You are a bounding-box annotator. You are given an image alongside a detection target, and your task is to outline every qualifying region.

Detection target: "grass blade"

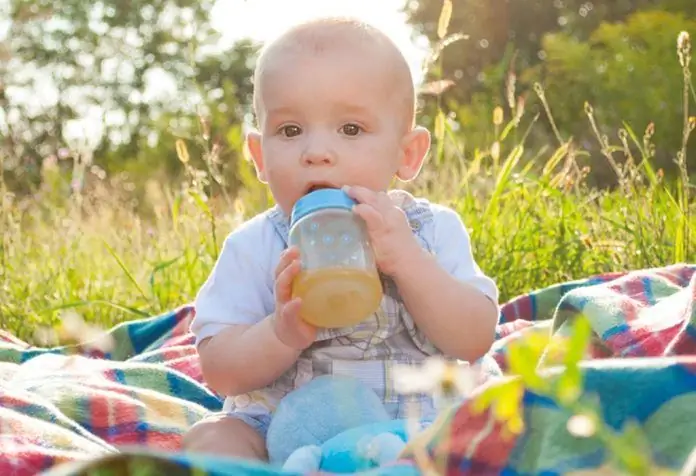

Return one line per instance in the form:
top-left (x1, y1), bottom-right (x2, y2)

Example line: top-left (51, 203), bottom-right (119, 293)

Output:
top-left (484, 144), bottom-right (524, 221)
top-left (148, 254), bottom-right (184, 293)
top-left (102, 240), bottom-right (150, 302)
top-left (39, 299), bottom-right (150, 318)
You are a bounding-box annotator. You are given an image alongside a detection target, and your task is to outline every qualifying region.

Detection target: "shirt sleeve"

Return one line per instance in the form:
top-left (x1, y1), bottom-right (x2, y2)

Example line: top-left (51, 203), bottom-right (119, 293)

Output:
top-left (190, 217), bottom-right (276, 346)
top-left (431, 205), bottom-right (500, 308)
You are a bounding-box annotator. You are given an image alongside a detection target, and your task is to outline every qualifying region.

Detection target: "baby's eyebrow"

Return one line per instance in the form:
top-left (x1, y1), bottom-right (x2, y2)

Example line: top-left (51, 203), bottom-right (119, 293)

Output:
top-left (331, 102), bottom-right (378, 121)
top-left (265, 106), bottom-right (297, 117)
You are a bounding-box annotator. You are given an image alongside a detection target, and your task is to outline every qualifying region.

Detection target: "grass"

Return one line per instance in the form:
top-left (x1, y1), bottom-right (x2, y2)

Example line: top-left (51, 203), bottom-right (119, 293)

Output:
top-left (1, 8), bottom-right (695, 475)
top-left (0, 9), bottom-right (695, 476)
top-left (0, 15), bottom-right (695, 346)
top-left (1, 79), bottom-right (694, 345)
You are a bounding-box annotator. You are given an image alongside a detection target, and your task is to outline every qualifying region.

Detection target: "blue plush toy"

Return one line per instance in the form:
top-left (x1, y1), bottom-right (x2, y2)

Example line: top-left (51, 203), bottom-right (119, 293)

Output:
top-left (266, 375), bottom-right (431, 473)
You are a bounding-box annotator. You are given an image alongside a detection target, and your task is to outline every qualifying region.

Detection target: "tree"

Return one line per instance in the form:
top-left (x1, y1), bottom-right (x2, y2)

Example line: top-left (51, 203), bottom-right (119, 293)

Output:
top-left (405, 0), bottom-right (695, 105)
top-left (1, 0), bottom-right (256, 193)
top-left (523, 9), bottom-right (696, 181)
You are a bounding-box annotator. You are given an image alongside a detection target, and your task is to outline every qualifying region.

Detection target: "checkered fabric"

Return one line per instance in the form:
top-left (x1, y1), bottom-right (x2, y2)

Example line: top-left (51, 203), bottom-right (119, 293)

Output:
top-left (253, 191), bottom-right (452, 418)
top-left (2, 263), bottom-right (696, 475)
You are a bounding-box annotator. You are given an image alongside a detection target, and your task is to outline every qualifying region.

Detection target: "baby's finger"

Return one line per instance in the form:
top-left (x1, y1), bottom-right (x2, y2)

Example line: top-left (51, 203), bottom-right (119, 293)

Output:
top-left (278, 297), bottom-right (317, 349)
top-left (281, 299), bottom-right (317, 337)
top-left (281, 297), bottom-right (302, 322)
top-left (275, 258), bottom-right (302, 303)
top-left (275, 246), bottom-right (300, 279)
top-left (373, 190), bottom-right (397, 213)
top-left (346, 186), bottom-right (399, 220)
top-left (353, 203), bottom-right (385, 233)
top-left (343, 185), bottom-right (379, 207)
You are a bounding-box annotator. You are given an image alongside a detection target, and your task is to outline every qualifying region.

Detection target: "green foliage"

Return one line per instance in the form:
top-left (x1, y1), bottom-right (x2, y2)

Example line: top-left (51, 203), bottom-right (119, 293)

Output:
top-left (1, 3), bottom-right (695, 473)
top-left (474, 315), bottom-right (663, 474)
top-left (1, 0), bottom-right (256, 195)
top-left (525, 10), bottom-right (696, 178)
top-left (406, 0), bottom-right (695, 103)
top-left (1, 4), bottom-right (695, 472)
top-left (2, 57), bottom-right (695, 342)
top-left (409, 1), bottom-right (696, 187)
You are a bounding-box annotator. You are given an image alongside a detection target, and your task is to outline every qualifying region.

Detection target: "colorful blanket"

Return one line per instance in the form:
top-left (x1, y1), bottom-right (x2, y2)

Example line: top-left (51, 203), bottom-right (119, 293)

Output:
top-left (2, 263), bottom-right (696, 475)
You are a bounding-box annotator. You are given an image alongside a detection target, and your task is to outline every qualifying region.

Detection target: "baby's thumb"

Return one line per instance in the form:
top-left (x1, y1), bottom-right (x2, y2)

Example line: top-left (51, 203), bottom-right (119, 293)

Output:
top-left (283, 299), bottom-right (317, 334)
top-left (280, 297), bottom-right (302, 323)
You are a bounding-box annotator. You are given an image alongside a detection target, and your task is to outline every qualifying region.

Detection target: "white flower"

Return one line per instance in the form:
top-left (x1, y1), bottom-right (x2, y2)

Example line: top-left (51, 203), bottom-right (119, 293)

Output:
top-left (567, 414), bottom-right (596, 438)
top-left (393, 357), bottom-right (479, 410)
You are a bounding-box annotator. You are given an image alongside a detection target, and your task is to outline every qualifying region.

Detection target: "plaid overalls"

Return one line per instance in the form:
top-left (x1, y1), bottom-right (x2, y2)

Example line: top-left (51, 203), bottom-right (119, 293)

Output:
top-left (223, 190), bottom-right (488, 423)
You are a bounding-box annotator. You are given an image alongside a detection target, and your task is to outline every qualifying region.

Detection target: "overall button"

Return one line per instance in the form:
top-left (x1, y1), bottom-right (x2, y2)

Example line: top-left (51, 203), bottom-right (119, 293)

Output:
top-left (234, 394), bottom-right (251, 408)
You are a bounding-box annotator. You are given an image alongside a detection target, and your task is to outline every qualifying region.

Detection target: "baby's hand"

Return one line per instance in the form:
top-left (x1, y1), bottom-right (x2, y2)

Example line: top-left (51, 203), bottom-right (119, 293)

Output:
top-left (272, 246), bottom-right (317, 350)
top-left (344, 186), bottom-right (422, 277)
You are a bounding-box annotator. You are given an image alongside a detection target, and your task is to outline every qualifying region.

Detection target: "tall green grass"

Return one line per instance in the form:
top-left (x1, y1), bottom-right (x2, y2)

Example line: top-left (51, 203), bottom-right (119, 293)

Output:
top-left (1, 87), bottom-right (693, 344)
top-left (1, 16), bottom-right (694, 345)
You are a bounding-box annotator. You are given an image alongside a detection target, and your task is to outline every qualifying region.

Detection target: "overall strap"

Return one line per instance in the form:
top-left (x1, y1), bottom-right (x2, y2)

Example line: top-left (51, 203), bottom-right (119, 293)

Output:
top-left (266, 205), bottom-right (291, 247)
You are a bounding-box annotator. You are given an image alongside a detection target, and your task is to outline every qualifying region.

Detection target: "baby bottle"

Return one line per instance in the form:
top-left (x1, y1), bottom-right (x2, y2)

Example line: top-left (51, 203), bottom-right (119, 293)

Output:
top-left (288, 188), bottom-right (383, 328)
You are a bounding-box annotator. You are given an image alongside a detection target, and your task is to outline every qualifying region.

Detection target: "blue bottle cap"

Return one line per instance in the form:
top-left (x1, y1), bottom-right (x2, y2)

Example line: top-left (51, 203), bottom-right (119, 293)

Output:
top-left (290, 188), bottom-right (356, 226)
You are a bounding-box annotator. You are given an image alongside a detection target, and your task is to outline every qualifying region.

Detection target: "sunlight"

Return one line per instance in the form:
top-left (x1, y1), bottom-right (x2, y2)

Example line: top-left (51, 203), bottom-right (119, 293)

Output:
top-left (210, 0), bottom-right (430, 84)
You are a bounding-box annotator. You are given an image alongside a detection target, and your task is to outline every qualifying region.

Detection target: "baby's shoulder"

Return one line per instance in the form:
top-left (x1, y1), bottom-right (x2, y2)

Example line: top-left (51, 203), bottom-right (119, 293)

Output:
top-left (218, 208), bottom-right (285, 273)
top-left (224, 209), bottom-right (278, 244)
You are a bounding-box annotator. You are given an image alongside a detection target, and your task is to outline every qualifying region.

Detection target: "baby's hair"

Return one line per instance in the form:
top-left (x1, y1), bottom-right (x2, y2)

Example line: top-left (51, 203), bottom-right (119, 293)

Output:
top-left (251, 17), bottom-right (417, 130)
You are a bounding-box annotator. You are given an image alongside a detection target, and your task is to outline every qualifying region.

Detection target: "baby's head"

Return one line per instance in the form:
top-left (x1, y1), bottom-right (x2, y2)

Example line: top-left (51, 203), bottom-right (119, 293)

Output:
top-left (246, 17), bottom-right (431, 215)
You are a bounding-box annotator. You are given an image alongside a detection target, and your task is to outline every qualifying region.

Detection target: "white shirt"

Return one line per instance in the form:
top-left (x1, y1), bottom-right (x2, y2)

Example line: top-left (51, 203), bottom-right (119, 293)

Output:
top-left (190, 191), bottom-right (499, 417)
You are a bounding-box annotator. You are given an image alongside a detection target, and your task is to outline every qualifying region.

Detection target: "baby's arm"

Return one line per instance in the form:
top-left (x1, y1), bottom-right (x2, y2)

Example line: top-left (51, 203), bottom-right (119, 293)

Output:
top-left (392, 207), bottom-right (499, 362)
top-left (191, 225), bottom-right (315, 397)
top-left (345, 187), bottom-right (499, 363)
top-left (198, 320), bottom-right (301, 397)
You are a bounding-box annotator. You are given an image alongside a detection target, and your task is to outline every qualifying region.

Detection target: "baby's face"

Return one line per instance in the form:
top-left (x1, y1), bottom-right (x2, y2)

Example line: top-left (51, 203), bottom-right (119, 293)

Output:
top-left (248, 42), bottom-right (420, 215)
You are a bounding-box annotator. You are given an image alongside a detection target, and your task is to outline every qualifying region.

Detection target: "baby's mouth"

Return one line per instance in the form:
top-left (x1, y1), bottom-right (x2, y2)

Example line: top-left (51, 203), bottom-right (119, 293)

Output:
top-left (305, 182), bottom-right (338, 194)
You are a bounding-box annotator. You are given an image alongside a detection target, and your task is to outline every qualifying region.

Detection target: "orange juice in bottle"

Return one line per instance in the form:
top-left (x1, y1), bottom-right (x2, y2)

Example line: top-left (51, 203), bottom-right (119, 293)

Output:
top-left (292, 267), bottom-right (382, 328)
top-left (288, 188), bottom-right (383, 328)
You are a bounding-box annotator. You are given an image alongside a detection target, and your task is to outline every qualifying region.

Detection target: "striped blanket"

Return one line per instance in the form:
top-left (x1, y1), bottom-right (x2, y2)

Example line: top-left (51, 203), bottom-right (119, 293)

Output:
top-left (1, 263), bottom-right (696, 475)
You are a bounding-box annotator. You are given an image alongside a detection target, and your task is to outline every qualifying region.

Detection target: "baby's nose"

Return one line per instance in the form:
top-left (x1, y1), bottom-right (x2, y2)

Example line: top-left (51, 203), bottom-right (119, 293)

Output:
top-left (302, 153), bottom-right (335, 166)
top-left (301, 140), bottom-right (336, 166)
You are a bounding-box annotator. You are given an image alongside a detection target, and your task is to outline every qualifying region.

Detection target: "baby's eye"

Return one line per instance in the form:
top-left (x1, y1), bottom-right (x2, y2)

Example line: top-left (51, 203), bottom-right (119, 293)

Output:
top-left (279, 125), bottom-right (302, 137)
top-left (341, 124), bottom-right (362, 136)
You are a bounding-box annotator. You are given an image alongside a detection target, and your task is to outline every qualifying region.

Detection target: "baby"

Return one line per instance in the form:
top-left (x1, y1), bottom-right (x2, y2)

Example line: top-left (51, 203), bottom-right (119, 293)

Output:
top-left (182, 17), bottom-right (500, 461)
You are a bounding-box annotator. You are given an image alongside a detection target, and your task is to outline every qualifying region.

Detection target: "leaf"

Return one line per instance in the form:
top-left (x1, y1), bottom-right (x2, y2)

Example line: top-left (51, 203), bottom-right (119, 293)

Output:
top-left (434, 110), bottom-right (446, 143)
top-left (175, 139), bottom-right (190, 164)
top-left (622, 121), bottom-right (659, 187)
top-left (492, 379), bottom-right (524, 422)
top-left (171, 194), bottom-right (182, 233)
top-left (506, 330), bottom-right (551, 392)
top-left (39, 300), bottom-right (149, 318)
top-left (102, 240), bottom-right (150, 302)
top-left (608, 420), bottom-right (653, 474)
top-left (556, 366), bottom-right (582, 405)
top-left (555, 316), bottom-right (592, 404)
top-left (542, 141), bottom-right (571, 181)
top-left (188, 189), bottom-right (213, 219)
top-left (437, 0), bottom-right (453, 40)
top-left (148, 254), bottom-right (184, 294)
top-left (565, 315), bottom-right (592, 367)
top-left (484, 144), bottom-right (524, 220)
top-left (470, 380), bottom-right (500, 415)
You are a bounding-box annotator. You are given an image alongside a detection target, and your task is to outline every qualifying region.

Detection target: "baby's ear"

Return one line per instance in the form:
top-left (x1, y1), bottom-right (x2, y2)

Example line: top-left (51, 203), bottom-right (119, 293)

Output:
top-left (396, 126), bottom-right (431, 182)
top-left (246, 130), bottom-right (268, 183)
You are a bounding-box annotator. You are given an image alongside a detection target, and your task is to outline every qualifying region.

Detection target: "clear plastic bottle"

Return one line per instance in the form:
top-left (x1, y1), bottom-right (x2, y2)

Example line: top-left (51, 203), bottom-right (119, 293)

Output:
top-left (288, 188), bottom-right (383, 328)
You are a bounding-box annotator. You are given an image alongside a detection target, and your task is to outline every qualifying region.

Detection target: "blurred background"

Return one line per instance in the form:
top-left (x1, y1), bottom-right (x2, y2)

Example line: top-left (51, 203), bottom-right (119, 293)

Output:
top-left (2, 0), bottom-right (694, 201)
top-left (2, 0), bottom-right (695, 341)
